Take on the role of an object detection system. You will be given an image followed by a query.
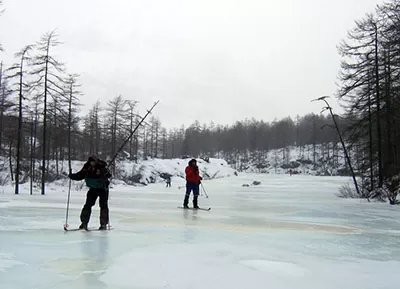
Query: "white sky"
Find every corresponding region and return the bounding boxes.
[0,0,383,128]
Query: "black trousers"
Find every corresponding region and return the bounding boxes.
[80,188,109,226]
[183,181,199,207]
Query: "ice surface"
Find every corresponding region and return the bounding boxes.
[1,174,400,289]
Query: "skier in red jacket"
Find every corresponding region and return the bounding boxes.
[183,158,202,209]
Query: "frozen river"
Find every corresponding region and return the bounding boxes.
[1,174,399,289]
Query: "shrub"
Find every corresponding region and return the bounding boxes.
[337,184,360,198]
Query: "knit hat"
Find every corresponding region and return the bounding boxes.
[88,155,98,162]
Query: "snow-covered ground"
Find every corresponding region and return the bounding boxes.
[1,174,399,289]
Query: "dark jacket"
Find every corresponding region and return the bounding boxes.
[70,159,111,189]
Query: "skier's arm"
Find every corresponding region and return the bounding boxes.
[69,164,89,181]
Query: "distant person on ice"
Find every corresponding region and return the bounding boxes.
[183,158,202,209]
[69,155,111,230]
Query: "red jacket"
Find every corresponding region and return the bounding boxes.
[185,165,200,183]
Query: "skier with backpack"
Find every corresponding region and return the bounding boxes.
[69,155,111,230]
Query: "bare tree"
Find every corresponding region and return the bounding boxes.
[148,116,161,158]
[65,74,82,172]
[29,30,65,195]
[104,95,129,172]
[82,101,102,157]
[93,101,102,156]
[28,97,40,195]
[5,45,32,194]
[0,69,14,157]
[313,97,361,197]
[127,100,138,160]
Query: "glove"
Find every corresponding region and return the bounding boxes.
[200,176,203,180]
[68,169,73,179]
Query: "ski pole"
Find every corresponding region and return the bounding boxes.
[200,182,209,198]
[106,185,112,230]
[63,177,72,230]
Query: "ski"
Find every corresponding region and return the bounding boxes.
[63,227,82,231]
[86,227,113,231]
[177,206,211,211]
[63,225,113,231]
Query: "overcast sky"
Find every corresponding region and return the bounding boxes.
[0,0,383,128]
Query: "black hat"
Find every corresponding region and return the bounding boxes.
[88,155,98,162]
[188,158,197,165]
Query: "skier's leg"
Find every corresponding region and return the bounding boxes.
[193,183,200,209]
[183,182,192,208]
[80,189,97,228]
[99,188,109,229]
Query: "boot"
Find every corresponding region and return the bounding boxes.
[79,223,88,230]
[193,196,199,209]
[100,206,109,226]
[80,206,92,226]
[99,224,107,230]
[183,196,189,208]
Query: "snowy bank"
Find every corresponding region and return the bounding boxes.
[0,157,238,187]
[116,157,237,185]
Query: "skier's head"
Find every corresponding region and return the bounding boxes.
[188,158,197,166]
[88,155,98,165]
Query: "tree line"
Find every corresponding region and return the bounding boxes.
[0,30,84,195]
[335,0,400,203]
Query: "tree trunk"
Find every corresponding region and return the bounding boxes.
[368,73,374,191]
[374,24,383,188]
[30,113,34,195]
[9,140,14,182]
[313,116,316,169]
[14,57,24,194]
[41,43,50,195]
[68,83,73,173]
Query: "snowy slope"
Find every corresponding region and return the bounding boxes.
[115,157,237,185]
